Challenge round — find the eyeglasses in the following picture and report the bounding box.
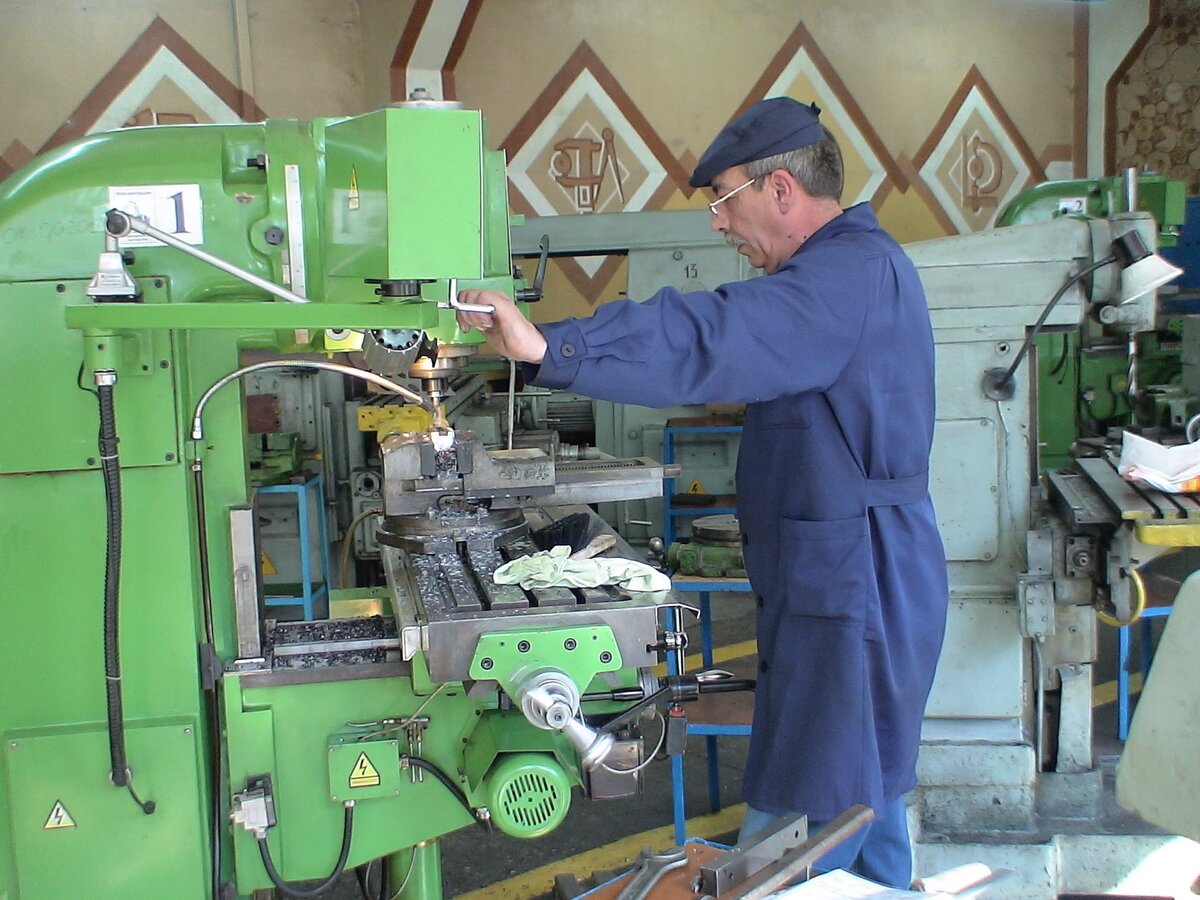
[707,177,758,215]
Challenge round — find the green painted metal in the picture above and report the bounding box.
[469,626,624,696]
[997,173,1187,246]
[484,753,573,838]
[327,734,402,802]
[4,723,208,900]
[324,108,484,281]
[0,105,644,900]
[0,280,178,475]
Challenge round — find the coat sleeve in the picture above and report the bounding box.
[527,244,877,408]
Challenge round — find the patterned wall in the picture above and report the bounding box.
[1109,0,1200,195]
[1,2,1172,316]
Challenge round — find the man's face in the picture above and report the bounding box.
[707,166,778,273]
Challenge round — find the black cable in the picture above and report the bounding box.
[991,256,1114,393]
[96,378,155,816]
[1049,332,1070,379]
[400,755,475,818]
[256,802,354,898]
[354,858,391,900]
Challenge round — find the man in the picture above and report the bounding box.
[456,97,948,888]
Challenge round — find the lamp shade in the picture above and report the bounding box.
[1120,253,1184,304]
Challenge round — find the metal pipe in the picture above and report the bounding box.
[190,360,430,440]
[1123,167,1139,213]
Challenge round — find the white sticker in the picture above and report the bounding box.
[108,184,204,247]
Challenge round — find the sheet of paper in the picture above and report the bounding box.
[770,869,951,900]
[1118,430,1200,493]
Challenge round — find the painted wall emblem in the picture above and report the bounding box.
[915,70,1043,233]
[550,128,626,213]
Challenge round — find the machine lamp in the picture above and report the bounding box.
[982,230,1183,401]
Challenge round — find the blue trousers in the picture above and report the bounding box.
[738,795,912,889]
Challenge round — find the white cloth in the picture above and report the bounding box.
[493,545,671,592]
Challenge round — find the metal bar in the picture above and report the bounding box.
[272,637,400,656]
[123,214,309,304]
[720,806,875,900]
[66,301,441,331]
[1076,458,1158,520]
[229,506,264,661]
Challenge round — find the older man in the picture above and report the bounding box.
[457,97,948,888]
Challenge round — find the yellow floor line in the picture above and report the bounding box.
[456,804,746,900]
[652,639,758,677]
[1093,672,1142,707]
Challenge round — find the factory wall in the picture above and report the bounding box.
[0,0,1184,321]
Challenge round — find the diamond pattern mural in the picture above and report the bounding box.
[914,66,1045,233]
[503,43,690,298]
[749,22,902,209]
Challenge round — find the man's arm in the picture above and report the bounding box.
[456,289,547,363]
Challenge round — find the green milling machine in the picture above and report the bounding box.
[0,101,716,899]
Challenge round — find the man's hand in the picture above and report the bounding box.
[456,290,548,364]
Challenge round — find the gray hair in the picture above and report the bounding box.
[743,126,843,201]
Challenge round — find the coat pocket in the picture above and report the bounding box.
[778,514,873,621]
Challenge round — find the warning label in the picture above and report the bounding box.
[349,752,380,788]
[687,479,707,494]
[44,801,76,830]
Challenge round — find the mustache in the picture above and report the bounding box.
[725,232,747,250]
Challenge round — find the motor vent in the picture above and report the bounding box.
[486,753,571,839]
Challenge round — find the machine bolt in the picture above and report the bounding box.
[599,651,613,664]
[154,279,164,289]
[480,658,493,670]
[159,360,169,369]
[996,342,1010,354]
[1072,551,1091,568]
[87,457,96,466]
[672,251,684,261]
[184,727,192,735]
[264,226,285,246]
[56,283,65,293]
[517,640,531,653]
[165,453,175,462]
[564,638,577,651]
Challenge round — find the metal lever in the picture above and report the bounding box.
[615,847,689,900]
[444,277,495,314]
[515,234,550,302]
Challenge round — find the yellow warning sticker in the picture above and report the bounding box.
[687,479,707,494]
[260,549,277,577]
[348,167,360,211]
[44,801,76,830]
[349,752,380,788]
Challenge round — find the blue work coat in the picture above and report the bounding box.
[527,203,948,820]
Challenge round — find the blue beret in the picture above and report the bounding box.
[689,97,824,188]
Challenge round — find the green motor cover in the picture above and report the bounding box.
[484,753,571,839]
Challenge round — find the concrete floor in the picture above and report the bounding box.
[302,590,1192,899]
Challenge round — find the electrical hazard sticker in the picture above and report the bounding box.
[348,167,360,211]
[43,801,76,830]
[349,752,381,788]
[687,479,707,494]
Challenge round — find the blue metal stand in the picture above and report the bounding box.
[662,422,741,547]
[1117,606,1171,740]
[257,472,332,621]
[668,576,754,846]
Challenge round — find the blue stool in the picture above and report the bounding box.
[1117,606,1171,740]
[257,472,332,621]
